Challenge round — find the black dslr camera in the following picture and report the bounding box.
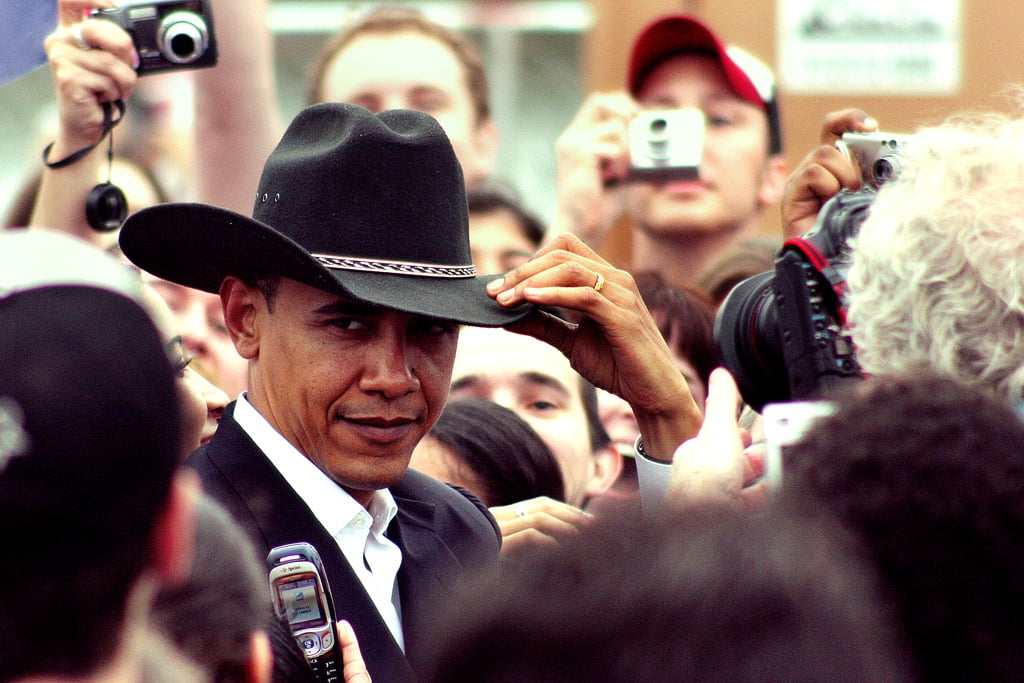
[90,0,217,75]
[714,132,909,411]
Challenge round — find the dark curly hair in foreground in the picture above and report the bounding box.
[422,505,911,682]
[781,372,1024,682]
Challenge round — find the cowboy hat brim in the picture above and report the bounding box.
[119,203,535,327]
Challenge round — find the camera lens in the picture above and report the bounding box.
[158,11,208,64]
[649,118,668,135]
[714,271,788,412]
[872,155,902,185]
[646,117,671,159]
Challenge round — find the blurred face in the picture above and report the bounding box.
[141,286,228,453]
[468,208,536,275]
[449,327,595,506]
[626,54,776,238]
[238,278,458,507]
[148,278,249,399]
[320,30,497,186]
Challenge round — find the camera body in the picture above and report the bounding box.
[628,109,703,182]
[715,188,878,412]
[90,0,217,76]
[839,131,911,189]
[715,131,909,411]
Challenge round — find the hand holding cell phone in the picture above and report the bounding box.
[268,542,344,683]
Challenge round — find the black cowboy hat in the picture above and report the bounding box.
[119,102,532,326]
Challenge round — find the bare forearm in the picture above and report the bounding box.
[30,145,106,241]
[633,381,702,462]
[193,0,282,212]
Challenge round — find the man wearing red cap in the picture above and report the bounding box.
[550,13,788,292]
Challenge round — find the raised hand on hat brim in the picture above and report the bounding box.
[487,233,702,462]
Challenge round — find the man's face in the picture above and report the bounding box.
[626,53,776,238]
[449,327,596,506]
[319,30,497,186]
[240,278,458,505]
[149,278,249,399]
[468,208,537,275]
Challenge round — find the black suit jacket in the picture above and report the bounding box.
[187,403,501,682]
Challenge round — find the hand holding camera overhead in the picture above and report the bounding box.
[781,108,881,238]
[548,91,639,247]
[548,91,707,248]
[31,0,218,238]
[46,1,139,158]
[30,0,140,239]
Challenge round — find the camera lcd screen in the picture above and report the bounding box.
[277,576,326,628]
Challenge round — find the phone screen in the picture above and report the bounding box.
[276,575,326,628]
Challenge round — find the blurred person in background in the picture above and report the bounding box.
[549,14,787,293]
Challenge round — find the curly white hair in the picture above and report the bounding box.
[848,111,1024,403]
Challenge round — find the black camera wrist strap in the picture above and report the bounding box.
[42,99,125,170]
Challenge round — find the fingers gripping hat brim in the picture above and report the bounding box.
[119,103,533,327]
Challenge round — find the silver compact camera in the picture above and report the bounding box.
[838,132,911,189]
[90,0,217,75]
[628,109,704,182]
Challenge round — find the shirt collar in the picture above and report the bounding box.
[233,394,398,538]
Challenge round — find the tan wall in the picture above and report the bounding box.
[584,0,1024,266]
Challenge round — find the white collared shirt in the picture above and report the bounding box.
[234,394,405,649]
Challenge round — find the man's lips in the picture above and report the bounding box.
[339,415,421,444]
[661,178,709,194]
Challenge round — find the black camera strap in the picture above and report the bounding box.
[42,99,125,170]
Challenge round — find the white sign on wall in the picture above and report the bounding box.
[777,0,961,95]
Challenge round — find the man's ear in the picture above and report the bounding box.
[220,276,262,360]
[584,444,624,499]
[150,468,201,587]
[757,153,789,208]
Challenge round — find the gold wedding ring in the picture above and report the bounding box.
[593,272,606,293]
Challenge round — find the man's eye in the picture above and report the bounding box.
[329,318,368,331]
[414,319,457,336]
[707,115,733,127]
[527,399,559,413]
[411,91,449,113]
[208,318,229,335]
[173,354,193,377]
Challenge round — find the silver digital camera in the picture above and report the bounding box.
[838,132,911,189]
[628,109,704,182]
[90,0,217,75]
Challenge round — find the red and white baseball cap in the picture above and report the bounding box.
[627,14,782,153]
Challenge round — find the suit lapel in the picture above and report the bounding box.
[197,408,417,682]
[390,485,468,668]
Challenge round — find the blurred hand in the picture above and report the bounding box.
[666,368,767,510]
[547,91,639,247]
[490,496,594,558]
[781,109,878,238]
